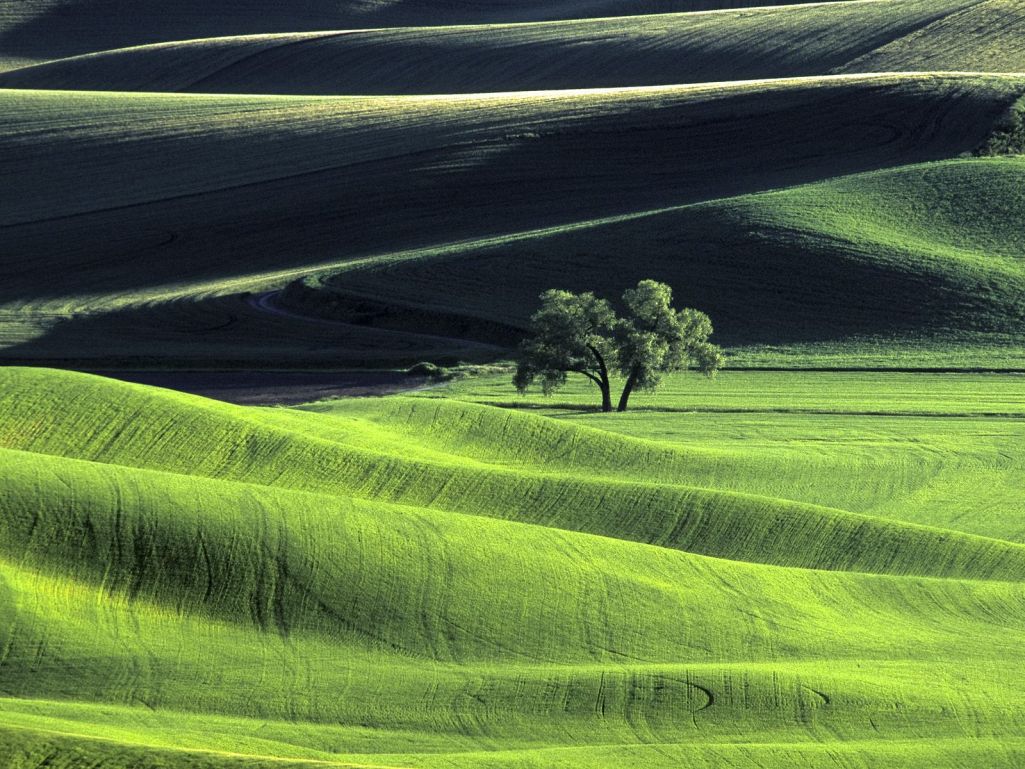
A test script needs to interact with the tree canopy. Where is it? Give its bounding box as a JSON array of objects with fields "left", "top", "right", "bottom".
[
  {"left": 513, "top": 289, "right": 619, "bottom": 412},
  {"left": 515, "top": 280, "right": 724, "bottom": 412}
]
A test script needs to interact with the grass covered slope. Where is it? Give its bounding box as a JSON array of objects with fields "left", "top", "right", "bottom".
[
  {"left": 432, "top": 368, "right": 1025, "bottom": 541},
  {"left": 0, "top": 0, "right": 979, "bottom": 95},
  {"left": 2, "top": 365, "right": 1025, "bottom": 575},
  {"left": 8, "top": 0, "right": 1025, "bottom": 97},
  {"left": 3, "top": 368, "right": 1025, "bottom": 767},
  {"left": 0, "top": 0, "right": 867, "bottom": 64},
  {"left": 298, "top": 156, "right": 1025, "bottom": 351},
  {"left": 1, "top": 75, "right": 1021, "bottom": 365},
  {"left": 6, "top": 0, "right": 1025, "bottom": 765},
  {"left": 839, "top": 0, "right": 1025, "bottom": 75}
]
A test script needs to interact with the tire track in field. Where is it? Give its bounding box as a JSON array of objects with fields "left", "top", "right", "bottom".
[{"left": 246, "top": 290, "right": 501, "bottom": 351}]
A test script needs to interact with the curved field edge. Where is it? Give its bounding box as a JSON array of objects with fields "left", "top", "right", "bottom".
[
  {"left": 129, "top": 151, "right": 1025, "bottom": 362},
  {"left": 289, "top": 155, "right": 1025, "bottom": 352}
]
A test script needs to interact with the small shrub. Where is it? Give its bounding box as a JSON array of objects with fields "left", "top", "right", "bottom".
[
  {"left": 405, "top": 362, "right": 451, "bottom": 380},
  {"left": 976, "top": 98, "right": 1025, "bottom": 157}
]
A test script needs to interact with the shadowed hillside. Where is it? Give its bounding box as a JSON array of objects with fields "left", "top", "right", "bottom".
[
  {"left": 304, "top": 156, "right": 1025, "bottom": 345},
  {"left": 839, "top": 0, "right": 1025, "bottom": 74},
  {"left": 2, "top": 74, "right": 1022, "bottom": 365},
  {"left": 0, "top": 0, "right": 862, "bottom": 65},
  {"left": 0, "top": 0, "right": 979, "bottom": 95}
]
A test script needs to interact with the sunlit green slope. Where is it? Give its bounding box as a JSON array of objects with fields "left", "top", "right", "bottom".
[
  {"left": 292, "top": 155, "right": 1025, "bottom": 355},
  {"left": 3, "top": 367, "right": 1025, "bottom": 767},
  {"left": 0, "top": 0, "right": 979, "bottom": 95},
  {"left": 0, "top": 0, "right": 862, "bottom": 65},
  {"left": 8, "top": 366, "right": 1025, "bottom": 575},
  {"left": 430, "top": 368, "right": 1025, "bottom": 540},
  {"left": 1, "top": 75, "right": 1021, "bottom": 366},
  {"left": 839, "top": 0, "right": 1025, "bottom": 74}
]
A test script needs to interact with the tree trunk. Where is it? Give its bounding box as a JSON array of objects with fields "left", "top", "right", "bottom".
[
  {"left": 617, "top": 368, "right": 640, "bottom": 412},
  {"left": 587, "top": 344, "right": 614, "bottom": 413}
]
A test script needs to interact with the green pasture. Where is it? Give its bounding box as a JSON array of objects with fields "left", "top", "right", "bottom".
[
  {"left": 428, "top": 368, "right": 1025, "bottom": 538},
  {"left": 320, "top": 156, "right": 1025, "bottom": 352},
  {"left": 3, "top": 0, "right": 1025, "bottom": 764},
  {"left": 1, "top": 366, "right": 1025, "bottom": 767}
]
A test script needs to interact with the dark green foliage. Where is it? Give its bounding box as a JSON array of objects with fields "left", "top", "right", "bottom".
[
  {"left": 514, "top": 289, "right": 619, "bottom": 411},
  {"left": 615, "top": 280, "right": 724, "bottom": 411},
  {"left": 976, "top": 97, "right": 1025, "bottom": 157},
  {"left": 515, "top": 281, "right": 723, "bottom": 412},
  {"left": 406, "top": 362, "right": 451, "bottom": 380}
]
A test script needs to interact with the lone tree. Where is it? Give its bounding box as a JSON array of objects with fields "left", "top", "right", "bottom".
[
  {"left": 515, "top": 280, "right": 724, "bottom": 412},
  {"left": 513, "top": 289, "right": 619, "bottom": 412},
  {"left": 613, "top": 280, "right": 725, "bottom": 412}
]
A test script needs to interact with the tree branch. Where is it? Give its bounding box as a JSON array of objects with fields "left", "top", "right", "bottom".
[
  {"left": 570, "top": 368, "right": 603, "bottom": 386},
  {"left": 586, "top": 344, "right": 610, "bottom": 383}
]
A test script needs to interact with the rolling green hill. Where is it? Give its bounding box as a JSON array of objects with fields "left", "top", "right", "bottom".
[
  {"left": 304, "top": 156, "right": 1025, "bottom": 348},
  {"left": 431, "top": 368, "right": 1025, "bottom": 540},
  {"left": 6, "top": 0, "right": 1025, "bottom": 764},
  {"left": 838, "top": 0, "right": 1025, "bottom": 74},
  {"left": 2, "top": 74, "right": 1023, "bottom": 366},
  {"left": 0, "top": 0, "right": 866, "bottom": 66},
  {"left": 4, "top": 365, "right": 1025, "bottom": 575},
  {"left": 0, "top": 0, "right": 982, "bottom": 95},
  {"left": 3, "top": 367, "right": 1025, "bottom": 767}
]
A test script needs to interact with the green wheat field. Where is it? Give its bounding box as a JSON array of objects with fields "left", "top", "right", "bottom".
[{"left": 3, "top": 0, "right": 1025, "bottom": 767}]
